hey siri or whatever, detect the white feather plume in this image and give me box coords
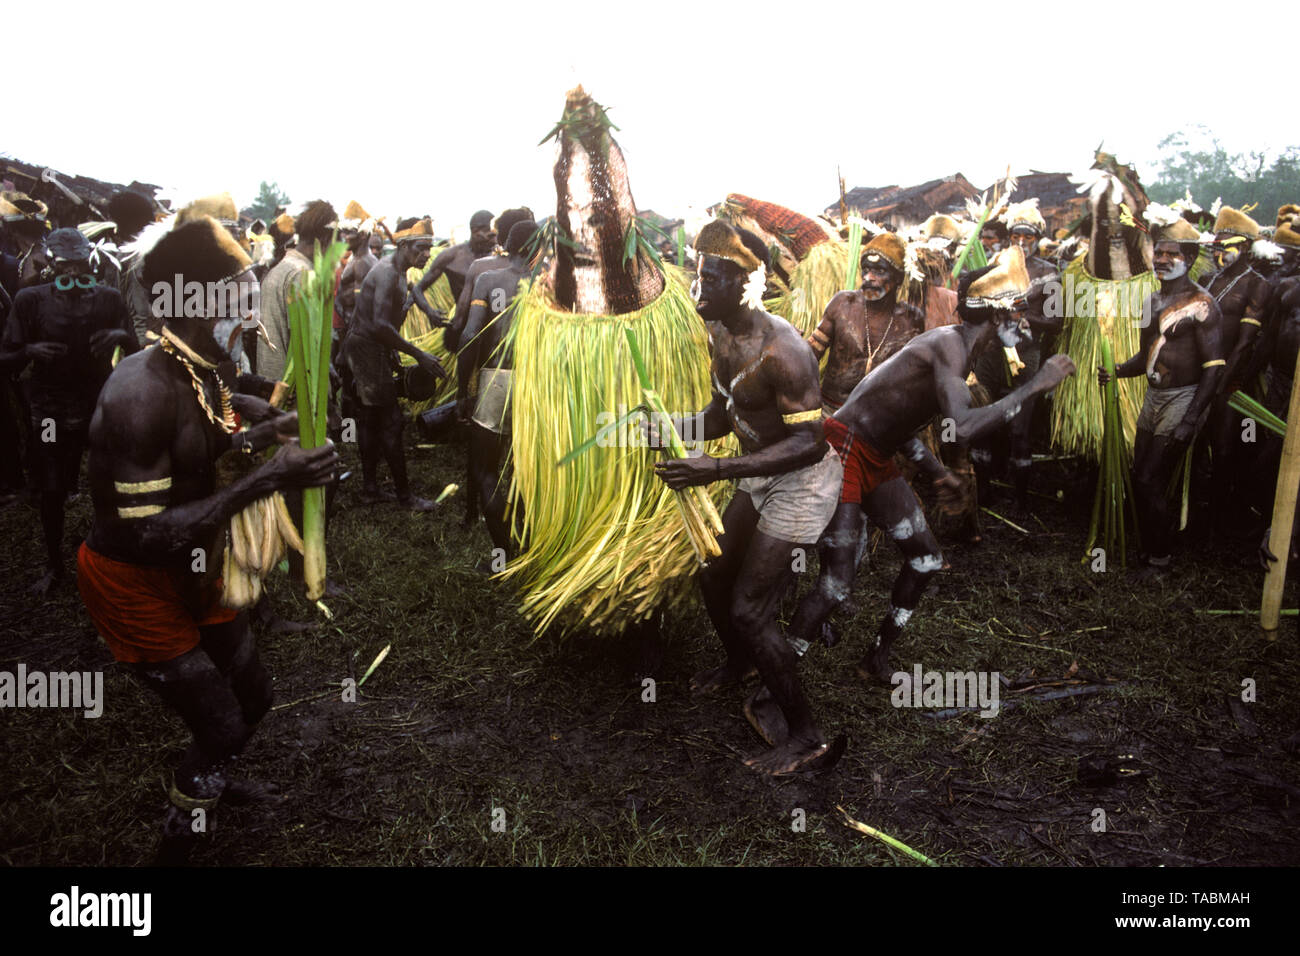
[122,213,177,263]
[1252,238,1284,262]
[1143,203,1182,228]
[1171,189,1201,216]
[1209,197,1223,218]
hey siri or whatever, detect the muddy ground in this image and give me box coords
[2,434,1298,867]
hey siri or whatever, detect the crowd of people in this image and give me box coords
[4,161,1300,862]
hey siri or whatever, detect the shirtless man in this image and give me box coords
[1100,226,1224,572]
[442,207,534,353]
[795,233,927,649]
[796,248,1075,681]
[75,216,338,863]
[805,232,924,415]
[407,209,497,328]
[1203,207,1272,533]
[1,228,139,594]
[457,220,535,553]
[341,217,447,510]
[650,221,843,776]
[336,225,378,334]
[972,200,1060,509]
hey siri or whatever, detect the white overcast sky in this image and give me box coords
[4,0,1293,235]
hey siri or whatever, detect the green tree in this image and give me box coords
[1147,126,1300,225]
[242,181,291,223]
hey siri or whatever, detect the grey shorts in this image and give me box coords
[738,447,843,544]
[1136,383,1196,438]
[471,367,512,433]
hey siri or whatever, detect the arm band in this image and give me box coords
[1241,317,1262,327]
[782,409,822,426]
[1202,359,1226,368]
[470,299,488,308]
[118,504,165,519]
[114,477,172,493]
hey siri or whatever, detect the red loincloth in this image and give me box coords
[76,542,237,664]
[823,417,901,504]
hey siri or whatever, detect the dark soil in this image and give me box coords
[2,439,1298,866]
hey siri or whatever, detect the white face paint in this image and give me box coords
[996,320,1022,348]
[1155,259,1188,280]
[690,276,702,304]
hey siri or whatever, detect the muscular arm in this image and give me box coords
[456,272,496,405]
[337,257,361,320]
[936,339,1072,445]
[410,247,455,323]
[365,268,436,361]
[805,298,838,360]
[1177,300,1225,438]
[95,385,297,560]
[673,391,732,444]
[1222,277,1270,390]
[715,341,826,481]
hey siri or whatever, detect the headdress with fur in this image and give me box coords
[339,199,375,233]
[919,213,964,248]
[694,220,768,310]
[1273,221,1300,249]
[1276,204,1300,229]
[176,192,240,229]
[860,231,906,274]
[963,246,1030,310]
[1213,205,1260,240]
[141,215,252,288]
[1001,198,1045,236]
[393,217,435,243]
[693,220,763,273]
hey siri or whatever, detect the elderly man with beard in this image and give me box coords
[789,248,1075,684]
[649,221,844,777]
[343,217,447,510]
[1,228,139,594]
[1100,219,1224,574]
[805,232,925,415]
[76,216,338,863]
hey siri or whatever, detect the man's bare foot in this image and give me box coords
[359,486,397,504]
[855,648,893,685]
[744,733,847,776]
[223,779,284,807]
[398,495,437,512]
[31,570,62,597]
[690,662,758,696]
[323,578,349,598]
[743,686,788,746]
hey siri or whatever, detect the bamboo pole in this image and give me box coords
[1261,347,1300,633]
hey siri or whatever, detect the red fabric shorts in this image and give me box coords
[76,541,237,664]
[823,417,901,504]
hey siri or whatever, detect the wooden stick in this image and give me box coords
[1261,346,1300,633]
